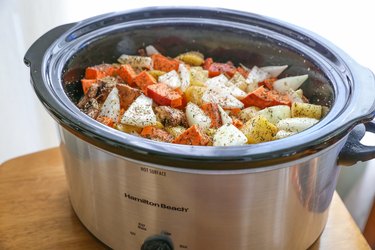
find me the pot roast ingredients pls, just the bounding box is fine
[76,46,327,146]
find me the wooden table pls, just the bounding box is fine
[0,148,371,250]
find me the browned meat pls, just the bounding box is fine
[117,83,142,110]
[155,106,188,127]
[81,98,100,119]
[77,83,100,109]
[97,76,122,102]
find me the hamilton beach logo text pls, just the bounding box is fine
[124,193,189,213]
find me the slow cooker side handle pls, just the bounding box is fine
[338,121,375,166]
[24,23,76,68]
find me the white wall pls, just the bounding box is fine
[1,0,374,228]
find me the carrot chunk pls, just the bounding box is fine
[201,103,222,128]
[133,71,157,94]
[147,83,183,108]
[85,64,117,79]
[117,64,137,86]
[141,126,174,142]
[173,125,211,146]
[96,116,114,128]
[81,79,97,94]
[258,77,277,90]
[152,54,179,72]
[207,62,237,78]
[241,86,290,109]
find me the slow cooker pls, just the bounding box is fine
[24,7,375,250]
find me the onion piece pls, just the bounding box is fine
[273,75,308,94]
[120,95,157,127]
[185,102,211,131]
[158,70,181,89]
[98,87,120,121]
[145,45,160,56]
[260,65,288,78]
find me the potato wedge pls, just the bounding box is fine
[190,66,209,83]
[238,106,259,122]
[165,126,186,138]
[257,105,291,125]
[276,117,319,133]
[274,130,296,139]
[213,124,248,146]
[185,86,207,106]
[179,63,190,91]
[241,116,278,144]
[177,51,204,66]
[117,54,152,69]
[115,123,142,135]
[228,71,248,91]
[291,102,322,119]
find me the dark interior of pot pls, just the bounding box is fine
[62,22,334,108]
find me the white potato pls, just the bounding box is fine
[238,106,259,122]
[257,105,291,125]
[190,66,209,83]
[276,117,319,133]
[228,71,248,91]
[213,124,248,146]
[273,74,308,94]
[185,102,211,131]
[178,63,190,91]
[218,105,233,124]
[145,45,160,56]
[291,102,322,119]
[260,65,288,77]
[275,130,296,139]
[165,126,186,138]
[202,86,244,109]
[120,95,157,127]
[158,70,181,89]
[98,87,120,121]
[117,54,152,69]
[241,116,278,144]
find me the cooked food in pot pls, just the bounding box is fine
[77,45,326,146]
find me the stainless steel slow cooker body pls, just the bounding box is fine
[25,7,375,250]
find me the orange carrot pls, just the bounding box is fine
[241,86,290,109]
[133,71,157,94]
[117,83,142,110]
[147,83,183,108]
[203,57,213,70]
[81,79,97,94]
[207,62,237,78]
[117,64,137,86]
[152,54,179,72]
[232,118,243,129]
[228,108,242,116]
[141,126,174,142]
[85,64,117,79]
[96,116,114,128]
[173,125,211,146]
[258,77,277,90]
[201,103,222,128]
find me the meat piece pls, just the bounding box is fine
[77,83,100,109]
[81,98,100,119]
[116,83,142,110]
[97,76,121,102]
[155,106,188,127]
